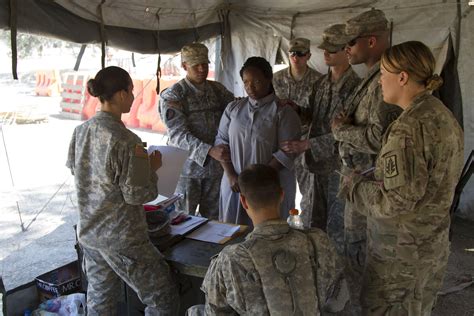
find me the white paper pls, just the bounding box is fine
[148,145,188,197]
[170,215,208,236]
[186,221,241,243]
[144,194,168,205]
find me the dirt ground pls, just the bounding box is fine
[433,218,474,316]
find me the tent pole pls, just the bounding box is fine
[98,0,107,69]
[73,44,87,71]
[9,0,18,80]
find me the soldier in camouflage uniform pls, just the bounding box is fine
[281,25,360,255]
[160,43,234,219]
[66,66,178,315]
[187,164,348,315]
[341,41,464,315]
[273,38,322,220]
[331,9,402,313]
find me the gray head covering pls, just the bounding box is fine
[181,43,210,67]
[345,9,389,39]
[318,24,352,52]
[288,38,310,53]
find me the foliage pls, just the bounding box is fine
[0,30,81,58]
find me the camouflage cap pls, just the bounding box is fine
[318,24,352,52]
[181,43,209,67]
[345,9,389,39]
[289,38,310,53]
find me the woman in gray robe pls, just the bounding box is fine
[215,57,302,226]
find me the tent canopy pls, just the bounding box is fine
[1,0,473,218]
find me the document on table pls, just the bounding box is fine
[170,216,208,236]
[186,221,242,244]
[147,145,188,197]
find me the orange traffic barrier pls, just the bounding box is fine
[137,79,158,129]
[82,87,100,120]
[152,78,178,133]
[59,73,87,120]
[122,79,143,128]
[137,77,178,132]
[35,70,61,96]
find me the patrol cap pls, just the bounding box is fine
[345,9,389,39]
[181,43,210,67]
[289,38,310,53]
[317,24,352,52]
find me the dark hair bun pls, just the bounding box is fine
[87,78,103,97]
[425,74,443,91]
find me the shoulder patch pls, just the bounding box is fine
[384,155,399,178]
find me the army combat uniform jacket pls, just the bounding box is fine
[273,66,322,135]
[346,93,464,313]
[67,111,157,250]
[160,78,234,179]
[333,62,401,243]
[200,220,348,315]
[67,111,178,314]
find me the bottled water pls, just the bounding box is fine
[287,208,304,230]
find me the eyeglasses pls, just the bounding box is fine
[289,51,308,57]
[347,35,376,47]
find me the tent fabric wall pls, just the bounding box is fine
[221,1,457,93]
[0,0,222,54]
[54,0,223,31]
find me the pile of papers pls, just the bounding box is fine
[186,221,243,244]
[144,193,183,211]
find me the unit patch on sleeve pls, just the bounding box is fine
[384,154,399,178]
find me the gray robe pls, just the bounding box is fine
[215,93,301,226]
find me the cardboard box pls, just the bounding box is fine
[35,261,81,301]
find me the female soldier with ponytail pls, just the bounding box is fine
[341,41,464,315]
[67,66,178,315]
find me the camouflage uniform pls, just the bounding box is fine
[160,44,233,219]
[273,39,322,218]
[345,93,464,315]
[333,61,401,313]
[190,220,348,315]
[303,66,360,253]
[332,10,402,311]
[66,111,178,315]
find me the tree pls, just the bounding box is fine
[0,30,80,58]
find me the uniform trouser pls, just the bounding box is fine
[175,176,221,220]
[295,155,313,224]
[343,200,368,316]
[326,171,346,255]
[82,241,179,316]
[361,248,449,316]
[298,163,345,253]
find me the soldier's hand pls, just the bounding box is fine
[280,140,310,155]
[331,111,352,130]
[278,99,298,111]
[209,144,231,162]
[227,172,240,193]
[149,150,162,172]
